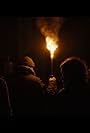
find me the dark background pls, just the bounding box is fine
[0,16,90,83]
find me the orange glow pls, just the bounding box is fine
[46,36,58,59]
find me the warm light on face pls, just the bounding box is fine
[46,36,58,59]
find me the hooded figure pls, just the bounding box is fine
[56,57,90,116]
[10,56,45,116]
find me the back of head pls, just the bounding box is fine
[60,57,89,94]
[17,56,35,68]
[15,56,36,76]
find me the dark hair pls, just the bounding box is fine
[60,57,88,88]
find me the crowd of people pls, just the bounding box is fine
[0,55,90,117]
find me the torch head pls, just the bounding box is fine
[46,36,58,59]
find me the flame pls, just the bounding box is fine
[46,36,58,59]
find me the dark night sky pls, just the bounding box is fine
[0,16,90,82]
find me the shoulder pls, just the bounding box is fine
[24,74,45,88]
[25,74,41,82]
[0,78,7,88]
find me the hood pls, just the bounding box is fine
[17,56,35,68]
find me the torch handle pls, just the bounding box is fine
[51,58,53,76]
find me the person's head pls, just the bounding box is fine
[16,56,36,75]
[60,57,88,90]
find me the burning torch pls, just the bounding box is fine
[46,36,58,76]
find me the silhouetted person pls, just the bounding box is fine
[57,57,90,115]
[88,68,90,89]
[0,77,12,117]
[9,56,46,116]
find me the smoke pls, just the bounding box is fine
[36,17,64,43]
